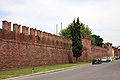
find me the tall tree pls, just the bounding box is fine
[59,18,104,47]
[92,35,104,47]
[70,18,83,61]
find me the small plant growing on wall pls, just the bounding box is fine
[63,42,66,48]
[20,33,25,40]
[29,35,32,39]
[56,40,59,45]
[42,37,44,41]
[47,38,50,44]
[36,35,40,41]
[52,40,54,45]
[60,41,62,46]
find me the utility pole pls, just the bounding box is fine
[56,24,58,35]
[61,22,62,31]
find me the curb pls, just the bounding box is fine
[4,64,90,80]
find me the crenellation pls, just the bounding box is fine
[40,31,43,38]
[26,27,29,35]
[22,26,29,35]
[13,24,18,33]
[37,30,41,42]
[0,20,113,70]
[8,22,11,31]
[30,28,36,42]
[84,35,91,40]
[37,30,41,37]
[22,26,26,34]
[1,20,90,49]
[18,25,21,33]
[2,21,11,32]
[30,28,35,36]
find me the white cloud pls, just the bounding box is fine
[0,0,120,46]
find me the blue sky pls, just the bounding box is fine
[0,0,120,46]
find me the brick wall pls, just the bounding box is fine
[91,46,108,58]
[0,21,75,70]
[0,39,74,70]
[114,48,120,56]
[0,20,113,70]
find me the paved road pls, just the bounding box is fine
[9,60,120,80]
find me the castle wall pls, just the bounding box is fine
[114,48,120,56]
[91,46,108,59]
[0,20,113,70]
[77,35,92,62]
[0,21,75,70]
[0,39,74,70]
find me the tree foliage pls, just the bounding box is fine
[69,18,83,61]
[59,26,71,39]
[91,35,104,47]
[59,21,104,47]
[91,37,95,45]
[59,22,92,39]
[80,24,92,36]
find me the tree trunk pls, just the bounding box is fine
[76,57,78,62]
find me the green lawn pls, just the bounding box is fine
[0,62,91,80]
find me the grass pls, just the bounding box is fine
[0,62,91,80]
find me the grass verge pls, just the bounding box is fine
[0,62,91,80]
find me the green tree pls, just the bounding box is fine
[80,24,92,36]
[59,20,104,47]
[59,25,71,39]
[92,35,104,47]
[91,37,95,45]
[70,18,83,62]
[59,22,92,39]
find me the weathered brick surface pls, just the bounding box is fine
[0,39,74,70]
[91,46,108,58]
[0,21,113,70]
[114,48,120,56]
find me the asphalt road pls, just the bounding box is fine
[8,60,120,80]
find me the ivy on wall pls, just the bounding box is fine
[56,40,59,45]
[36,35,40,41]
[29,35,32,39]
[42,37,44,41]
[52,40,54,45]
[20,33,25,40]
[47,38,50,44]
[60,41,62,46]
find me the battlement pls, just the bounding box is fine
[13,24,21,33]
[103,42,112,48]
[83,35,92,40]
[0,20,114,70]
[0,20,75,49]
[2,21,11,32]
